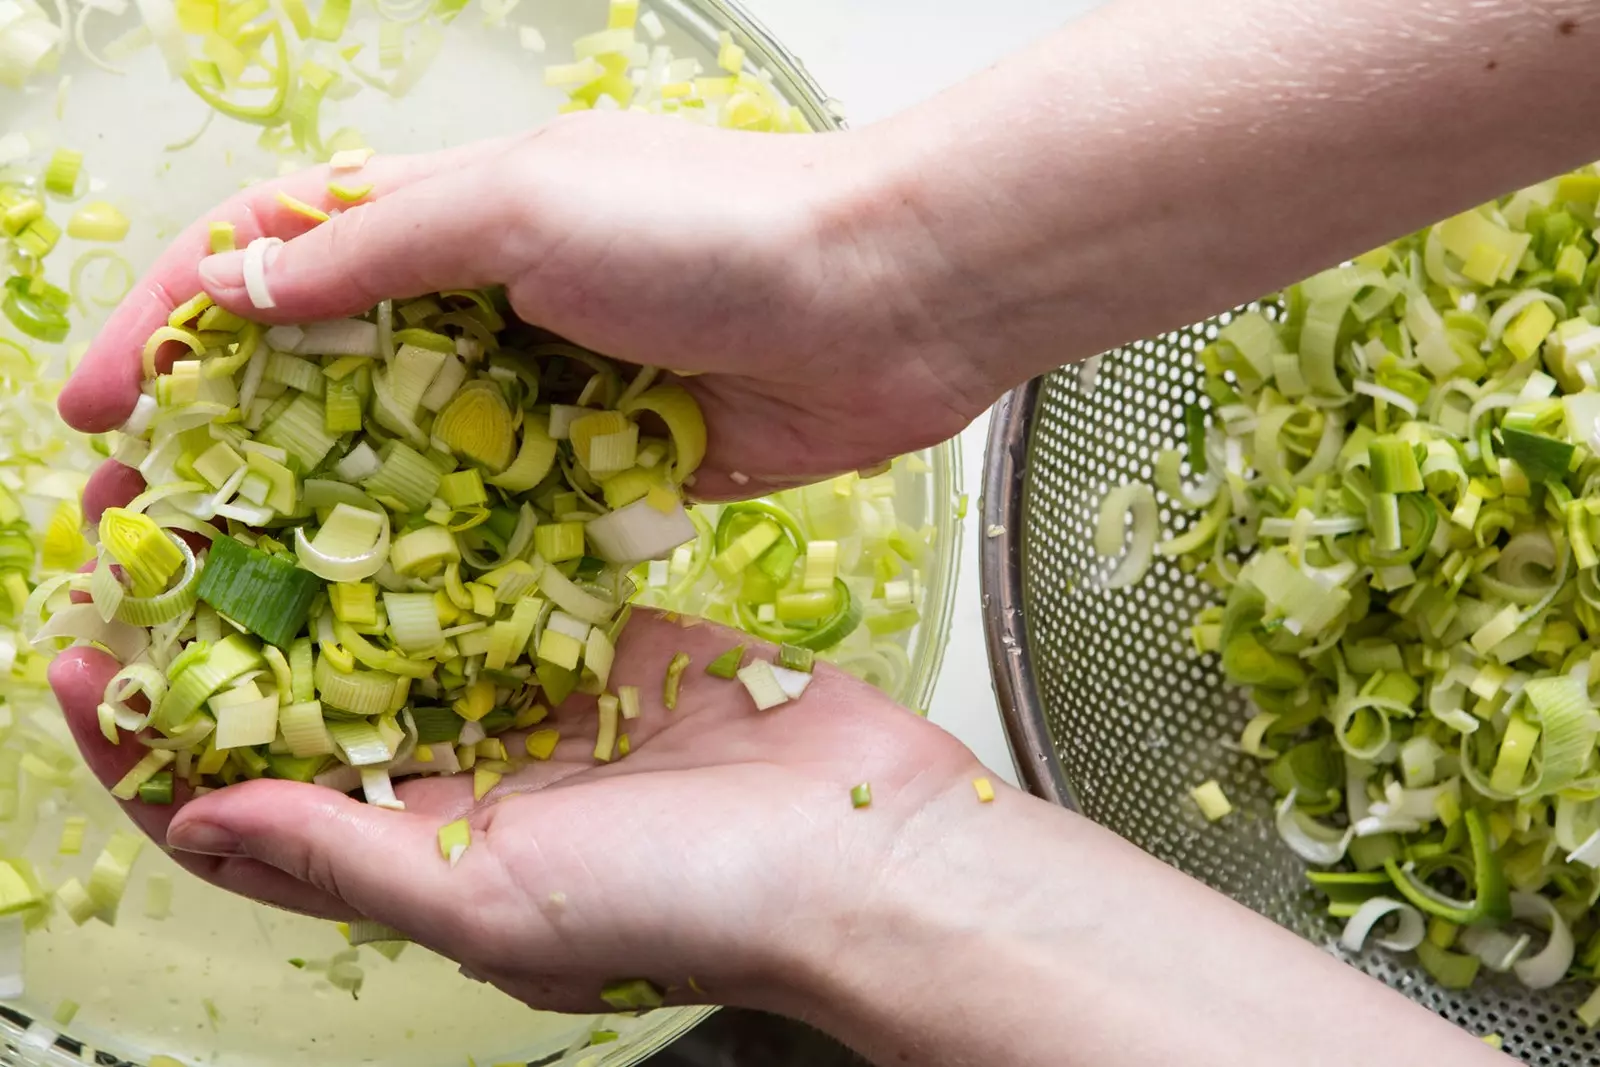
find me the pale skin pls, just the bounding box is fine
[46,0,1600,1063]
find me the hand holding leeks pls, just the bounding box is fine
[56,115,981,501]
[47,611,988,1019]
[49,611,1495,1067]
[55,1,1600,507]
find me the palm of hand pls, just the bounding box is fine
[50,613,981,1011]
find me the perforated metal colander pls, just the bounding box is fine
[979,306,1595,1066]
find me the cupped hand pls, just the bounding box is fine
[48,604,987,1012]
[58,112,985,500]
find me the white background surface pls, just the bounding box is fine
[738,0,1106,784]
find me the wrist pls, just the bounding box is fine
[754,776,1072,1062]
[797,126,1020,431]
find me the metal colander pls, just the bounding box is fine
[979,306,1596,1066]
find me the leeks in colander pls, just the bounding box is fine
[1114,167,1600,1010]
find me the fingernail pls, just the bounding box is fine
[197,250,246,291]
[167,822,242,856]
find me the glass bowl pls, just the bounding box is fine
[0,1,963,1064]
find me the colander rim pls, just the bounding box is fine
[979,375,1082,810]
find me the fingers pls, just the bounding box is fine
[50,647,182,843]
[58,136,522,435]
[81,460,146,524]
[179,852,359,923]
[197,151,531,324]
[50,646,362,921]
[167,780,493,945]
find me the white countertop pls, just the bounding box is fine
[739,0,1105,785]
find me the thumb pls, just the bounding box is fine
[167,780,504,950]
[196,144,528,323]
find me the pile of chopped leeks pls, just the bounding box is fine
[0,2,943,1044]
[1101,166,1600,1020]
[0,0,944,1053]
[28,278,724,810]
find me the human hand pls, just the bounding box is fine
[46,606,988,1013]
[57,112,989,501]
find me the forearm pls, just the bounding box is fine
[833,0,1599,404]
[772,783,1498,1067]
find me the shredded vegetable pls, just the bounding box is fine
[0,1,948,1045]
[1129,166,1600,1006]
[40,283,703,795]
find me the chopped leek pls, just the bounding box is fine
[0,6,944,1019]
[735,659,789,711]
[524,729,559,761]
[1190,780,1233,821]
[437,818,469,866]
[663,651,690,710]
[594,693,619,762]
[197,535,321,647]
[599,977,664,1011]
[705,644,744,679]
[1131,169,1600,996]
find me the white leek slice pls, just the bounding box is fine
[102,663,166,733]
[264,325,304,352]
[212,695,279,750]
[130,0,183,75]
[1459,926,1533,973]
[1339,897,1425,953]
[419,355,466,412]
[1510,892,1574,990]
[30,603,149,663]
[1568,827,1600,868]
[329,719,395,766]
[334,441,382,483]
[290,319,379,357]
[360,767,405,811]
[1399,736,1443,789]
[585,498,696,565]
[295,504,390,582]
[241,237,283,310]
[329,148,374,171]
[1274,791,1353,864]
[120,393,158,437]
[770,664,814,701]
[736,659,789,711]
[1094,481,1158,589]
[545,611,590,642]
[533,556,614,625]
